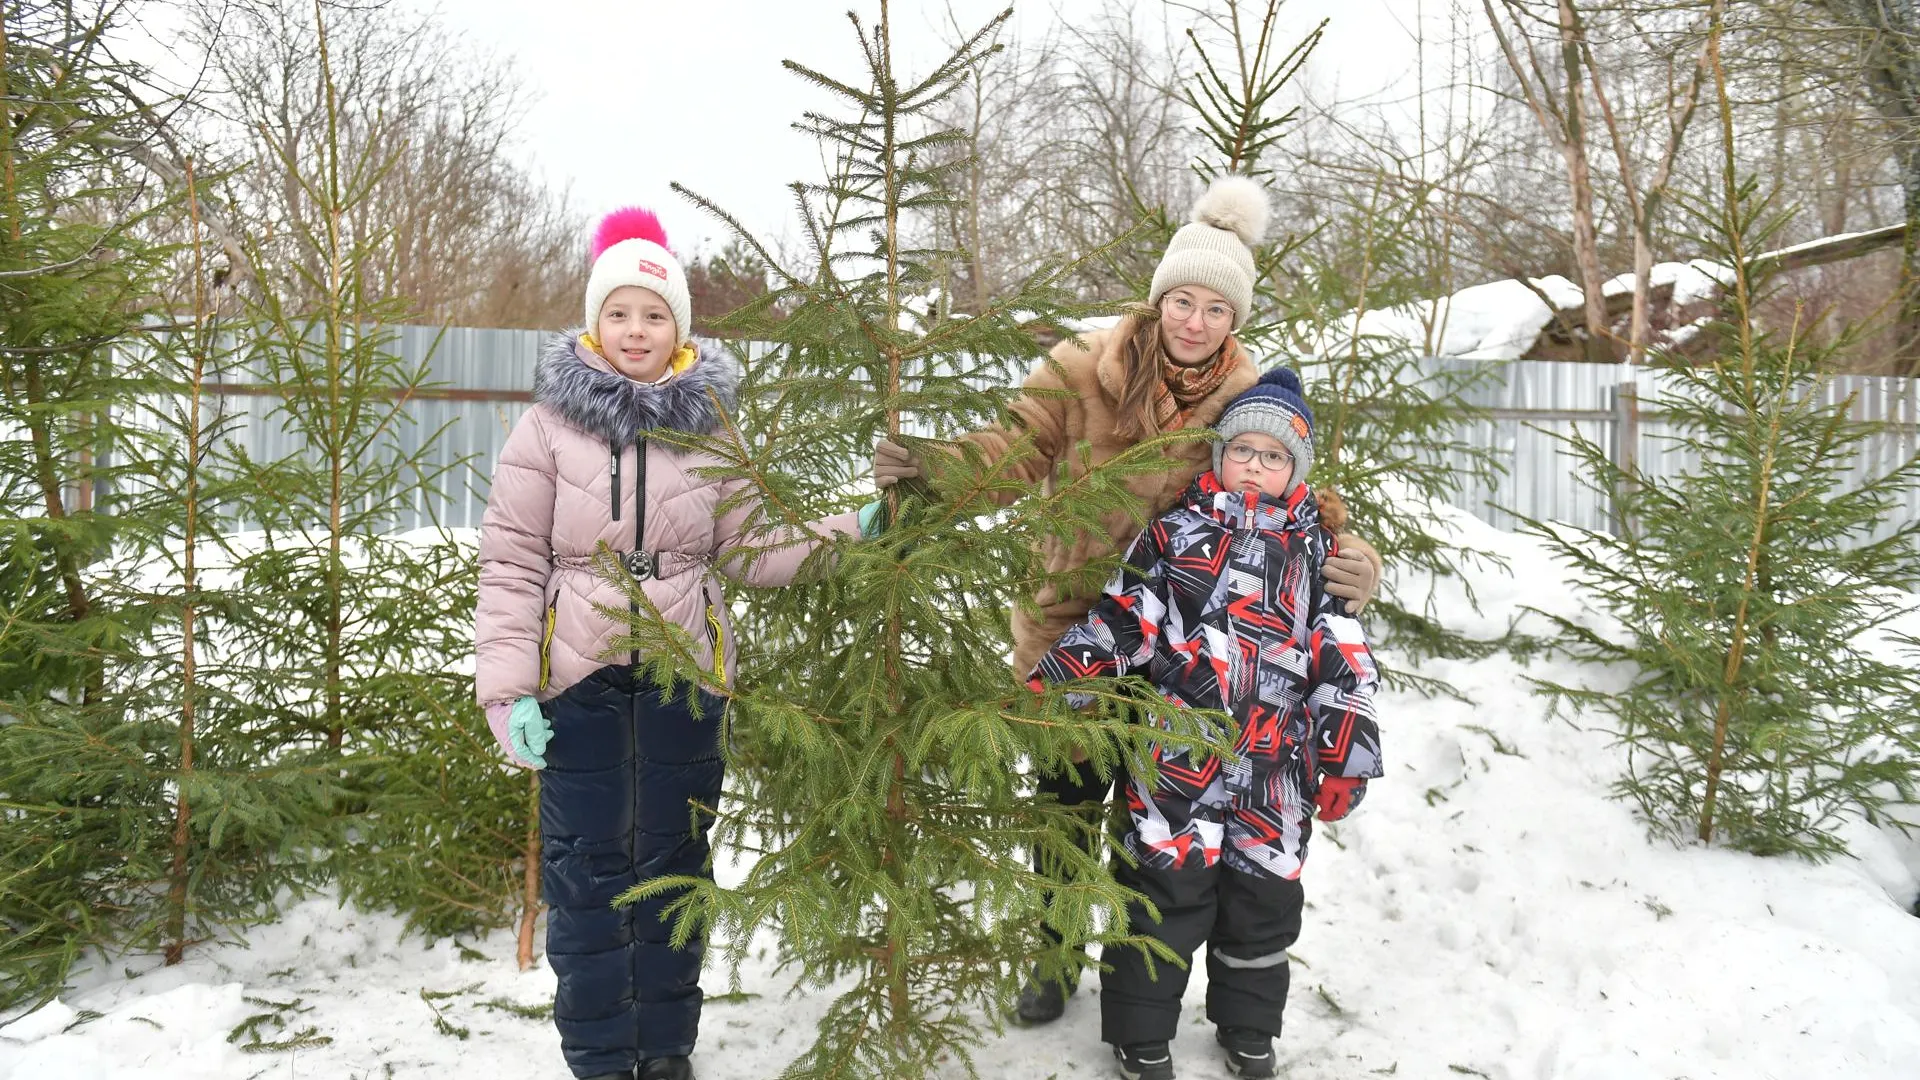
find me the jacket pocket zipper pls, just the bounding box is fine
[539,605,556,690]
[704,603,727,688]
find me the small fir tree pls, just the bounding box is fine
[210,0,528,940]
[1132,1,1509,677]
[1521,23,1920,858]
[606,4,1227,1076]
[0,3,338,1006]
[99,160,349,968]
[1272,186,1511,672]
[0,0,159,707]
[0,0,183,1008]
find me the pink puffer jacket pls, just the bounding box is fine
[474,333,859,705]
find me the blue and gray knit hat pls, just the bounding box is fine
[1213,366,1314,481]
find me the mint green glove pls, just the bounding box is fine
[858,499,889,540]
[507,695,551,769]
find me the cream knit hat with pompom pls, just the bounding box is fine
[1148,175,1270,329]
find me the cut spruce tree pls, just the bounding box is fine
[1121,1,1509,679]
[206,1,531,945]
[0,2,329,1009]
[604,3,1228,1076]
[1521,22,1920,859]
[0,0,193,1009]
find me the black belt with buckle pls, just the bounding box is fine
[621,549,658,581]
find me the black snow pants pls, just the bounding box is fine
[540,663,725,1078]
[1099,858,1305,1047]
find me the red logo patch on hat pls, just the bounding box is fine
[636,258,668,280]
[1291,413,1312,439]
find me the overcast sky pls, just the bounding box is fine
[124,1,1442,258]
[424,0,1440,256]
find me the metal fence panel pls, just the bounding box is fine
[111,325,1920,540]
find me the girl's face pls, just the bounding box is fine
[1218,430,1296,499]
[1157,283,1234,365]
[595,285,678,382]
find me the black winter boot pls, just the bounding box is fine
[638,1057,694,1080]
[1011,953,1082,1026]
[1216,1027,1277,1078]
[1112,1041,1175,1080]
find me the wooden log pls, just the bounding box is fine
[1748,223,1907,275]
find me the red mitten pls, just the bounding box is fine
[1315,776,1366,822]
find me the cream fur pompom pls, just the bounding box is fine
[1190,175,1270,246]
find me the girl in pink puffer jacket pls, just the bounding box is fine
[474,208,868,1080]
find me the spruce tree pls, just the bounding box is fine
[0,0,157,707]
[1271,187,1511,670]
[100,160,352,969]
[1128,1,1508,676]
[208,0,526,941]
[0,0,182,1009]
[605,4,1227,1075]
[0,2,335,1007]
[1521,24,1920,858]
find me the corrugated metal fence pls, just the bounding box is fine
[1434,356,1920,537]
[187,325,1920,538]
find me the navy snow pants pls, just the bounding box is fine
[1100,859,1305,1047]
[540,664,725,1078]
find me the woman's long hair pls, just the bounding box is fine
[1111,305,1234,442]
[1112,307,1169,443]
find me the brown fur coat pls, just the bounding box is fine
[961,317,1369,677]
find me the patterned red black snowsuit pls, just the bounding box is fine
[1029,471,1383,1045]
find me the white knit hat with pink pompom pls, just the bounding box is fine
[584,208,692,346]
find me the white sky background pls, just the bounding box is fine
[438,0,1447,254]
[125,0,1462,260]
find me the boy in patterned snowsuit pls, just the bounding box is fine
[1028,366,1384,1080]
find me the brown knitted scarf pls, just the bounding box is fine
[1154,336,1247,432]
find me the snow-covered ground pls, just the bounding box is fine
[5,506,1919,1080]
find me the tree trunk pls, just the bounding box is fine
[21,359,92,630]
[516,771,541,971]
[877,0,914,1034]
[1,11,17,247]
[166,159,212,968]
[1701,399,1782,845]
[1557,0,1612,364]
[1898,143,1920,376]
[1626,214,1655,366]
[319,0,348,751]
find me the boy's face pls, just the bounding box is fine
[1219,431,1296,499]
[595,285,678,382]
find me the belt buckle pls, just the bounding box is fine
[621,549,657,581]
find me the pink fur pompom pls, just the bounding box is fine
[589,207,669,263]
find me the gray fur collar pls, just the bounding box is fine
[533,331,738,444]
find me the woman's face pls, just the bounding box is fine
[1157,283,1234,365]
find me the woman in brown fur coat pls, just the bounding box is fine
[872,175,1382,1027]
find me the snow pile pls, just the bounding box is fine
[1377,275,1579,361]
[1601,260,1733,308]
[5,509,1919,1079]
[1281,260,1735,362]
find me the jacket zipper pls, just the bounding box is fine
[609,444,621,521]
[631,438,646,680]
[612,439,638,718]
